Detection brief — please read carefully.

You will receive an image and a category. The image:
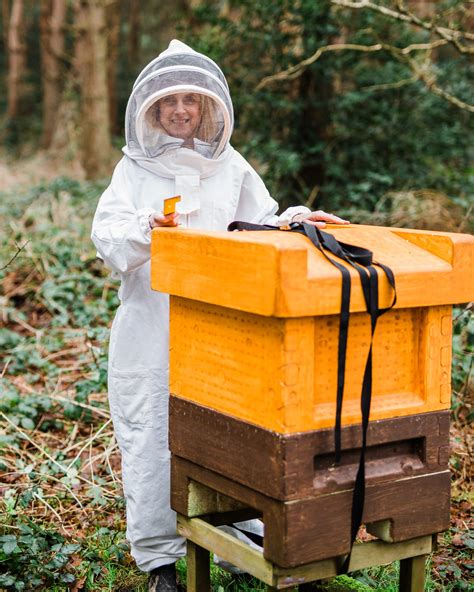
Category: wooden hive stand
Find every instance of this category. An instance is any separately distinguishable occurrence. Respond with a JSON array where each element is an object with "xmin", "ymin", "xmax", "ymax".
[{"xmin": 176, "ymin": 486, "xmax": 433, "ymax": 592}]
